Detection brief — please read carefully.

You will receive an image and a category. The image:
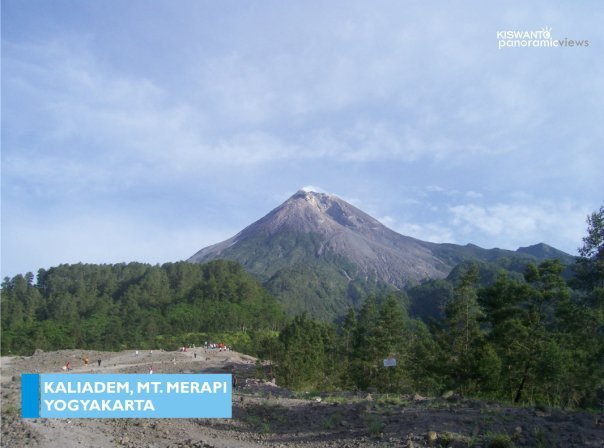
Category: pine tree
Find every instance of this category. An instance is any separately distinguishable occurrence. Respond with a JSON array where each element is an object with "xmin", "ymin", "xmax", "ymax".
[
  {"xmin": 373, "ymin": 294, "xmax": 409, "ymax": 392},
  {"xmin": 441, "ymin": 264, "xmax": 485, "ymax": 395}
]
